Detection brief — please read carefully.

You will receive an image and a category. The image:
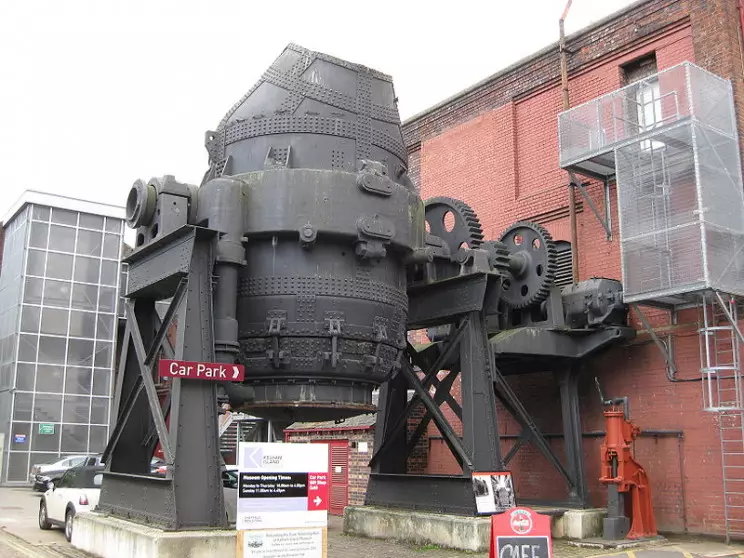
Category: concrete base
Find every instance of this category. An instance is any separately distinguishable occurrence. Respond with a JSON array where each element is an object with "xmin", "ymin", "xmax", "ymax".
[
  {"xmin": 568, "ymin": 535, "xmax": 667, "ymax": 549},
  {"xmin": 343, "ymin": 506, "xmax": 608, "ymax": 552},
  {"xmin": 344, "ymin": 506, "xmax": 491, "ymax": 552},
  {"xmin": 72, "ymin": 512, "xmax": 237, "ymax": 558},
  {"xmin": 552, "ymin": 507, "xmax": 608, "ymax": 540}
]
